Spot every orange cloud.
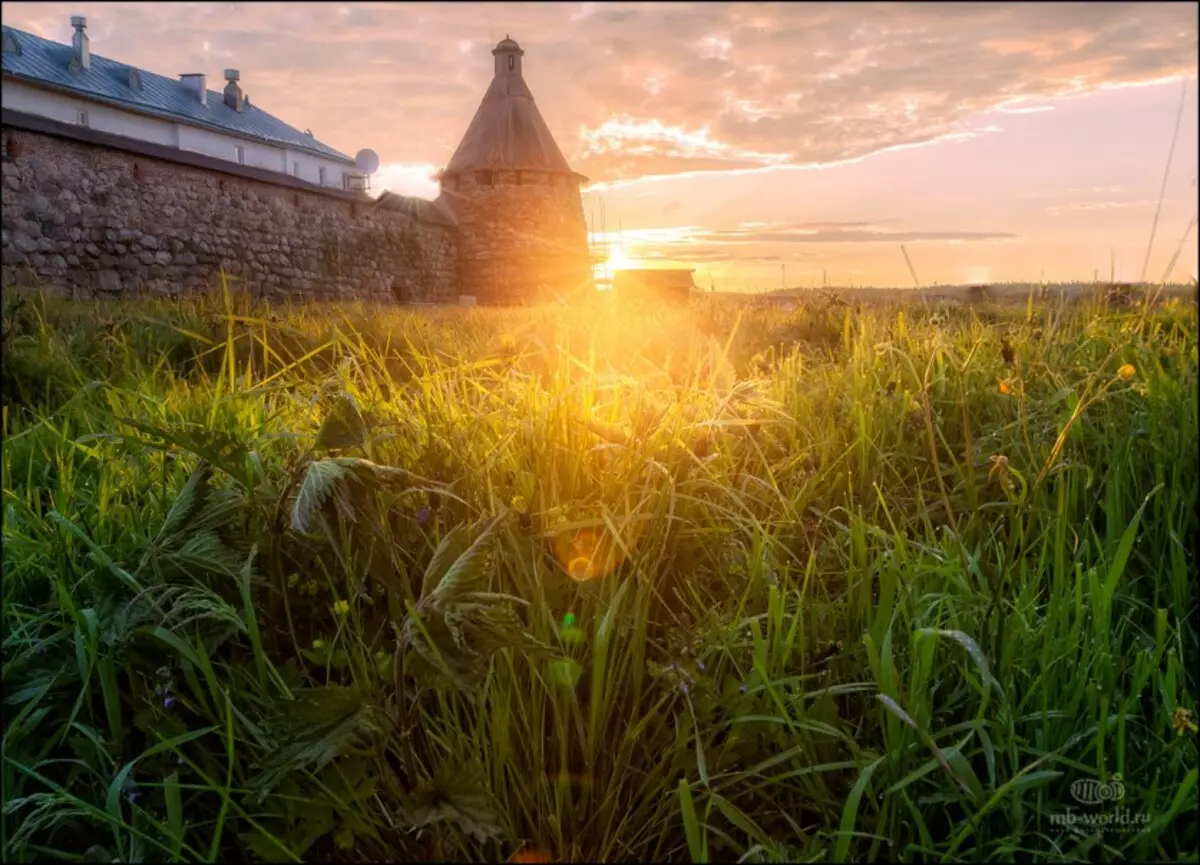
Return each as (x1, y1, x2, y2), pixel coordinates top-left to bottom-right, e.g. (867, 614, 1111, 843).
(2, 1, 1193, 186)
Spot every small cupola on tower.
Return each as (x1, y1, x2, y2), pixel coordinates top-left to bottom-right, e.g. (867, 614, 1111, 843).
(493, 35, 524, 78)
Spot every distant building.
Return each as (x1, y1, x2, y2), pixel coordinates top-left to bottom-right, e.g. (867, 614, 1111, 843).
(435, 36, 592, 305)
(1, 25, 601, 307)
(1, 17, 357, 188)
(613, 268, 697, 302)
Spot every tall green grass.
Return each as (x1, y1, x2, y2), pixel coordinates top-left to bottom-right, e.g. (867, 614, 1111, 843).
(2, 283, 1196, 862)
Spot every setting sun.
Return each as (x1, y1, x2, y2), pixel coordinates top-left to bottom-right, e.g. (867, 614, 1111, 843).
(605, 243, 637, 271)
(0, 4, 1196, 863)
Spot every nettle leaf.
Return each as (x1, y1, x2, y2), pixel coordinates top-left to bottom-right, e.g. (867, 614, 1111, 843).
(403, 762, 503, 845)
(248, 686, 387, 801)
(399, 517, 549, 697)
(291, 460, 355, 534)
(290, 457, 433, 536)
(163, 530, 246, 577)
(238, 831, 294, 863)
(315, 393, 368, 452)
(118, 418, 254, 488)
(158, 462, 213, 539)
(423, 515, 505, 606)
(420, 524, 471, 600)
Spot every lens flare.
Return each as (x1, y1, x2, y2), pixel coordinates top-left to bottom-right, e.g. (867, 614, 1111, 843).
(553, 522, 642, 581)
(509, 848, 551, 863)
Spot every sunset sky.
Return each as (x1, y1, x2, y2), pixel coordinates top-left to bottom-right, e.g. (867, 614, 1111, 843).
(4, 2, 1197, 290)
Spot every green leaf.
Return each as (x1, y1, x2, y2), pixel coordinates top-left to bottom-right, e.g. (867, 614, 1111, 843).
(916, 628, 1004, 701)
(239, 830, 298, 863)
(315, 394, 367, 452)
(833, 757, 882, 862)
(117, 418, 253, 489)
(158, 462, 213, 540)
(403, 762, 502, 845)
(424, 514, 505, 606)
(291, 460, 353, 533)
(420, 524, 471, 601)
(678, 779, 704, 864)
(1007, 769, 1064, 792)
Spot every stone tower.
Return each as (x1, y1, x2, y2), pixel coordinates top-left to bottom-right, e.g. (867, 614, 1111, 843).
(437, 36, 592, 304)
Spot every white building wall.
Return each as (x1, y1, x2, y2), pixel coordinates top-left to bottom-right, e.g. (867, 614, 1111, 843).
(2, 79, 176, 146)
(2, 78, 352, 188)
(176, 123, 283, 172)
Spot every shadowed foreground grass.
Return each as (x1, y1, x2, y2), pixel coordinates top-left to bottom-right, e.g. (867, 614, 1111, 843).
(2, 285, 1197, 862)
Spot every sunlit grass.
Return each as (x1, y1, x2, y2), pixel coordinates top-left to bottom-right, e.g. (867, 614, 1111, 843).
(1, 282, 1196, 862)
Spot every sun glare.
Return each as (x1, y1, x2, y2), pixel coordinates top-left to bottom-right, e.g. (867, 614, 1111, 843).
(606, 243, 636, 270)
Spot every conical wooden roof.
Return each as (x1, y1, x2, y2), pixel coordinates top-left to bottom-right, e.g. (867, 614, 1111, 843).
(444, 38, 576, 177)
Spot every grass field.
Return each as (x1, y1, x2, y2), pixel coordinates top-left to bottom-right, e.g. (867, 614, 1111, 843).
(2, 282, 1197, 863)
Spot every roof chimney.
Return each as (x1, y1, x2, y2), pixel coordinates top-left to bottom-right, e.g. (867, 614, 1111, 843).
(179, 73, 207, 105)
(223, 68, 244, 111)
(70, 16, 89, 71)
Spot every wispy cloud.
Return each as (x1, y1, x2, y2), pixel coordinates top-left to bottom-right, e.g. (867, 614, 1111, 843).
(589, 221, 1019, 269)
(3, 1, 1194, 184)
(1046, 199, 1160, 215)
(691, 223, 1020, 245)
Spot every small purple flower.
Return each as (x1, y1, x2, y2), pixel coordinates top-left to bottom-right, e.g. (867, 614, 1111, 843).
(127, 789, 141, 805)
(696, 660, 706, 672)
(163, 696, 176, 710)
(680, 682, 689, 695)
(415, 507, 432, 525)
(739, 685, 748, 695)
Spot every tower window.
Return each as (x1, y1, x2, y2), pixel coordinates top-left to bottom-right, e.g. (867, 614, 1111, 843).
(235, 145, 245, 164)
(75, 109, 89, 127)
(319, 166, 327, 185)
(508, 55, 514, 71)
(476, 169, 494, 186)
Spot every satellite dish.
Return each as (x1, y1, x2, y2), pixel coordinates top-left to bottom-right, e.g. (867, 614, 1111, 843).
(355, 148, 380, 175)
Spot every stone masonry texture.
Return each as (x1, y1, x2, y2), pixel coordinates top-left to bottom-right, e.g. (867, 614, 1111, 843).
(0, 127, 459, 302)
(443, 169, 592, 305)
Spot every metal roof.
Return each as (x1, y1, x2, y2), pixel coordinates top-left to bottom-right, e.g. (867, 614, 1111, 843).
(1, 25, 354, 164)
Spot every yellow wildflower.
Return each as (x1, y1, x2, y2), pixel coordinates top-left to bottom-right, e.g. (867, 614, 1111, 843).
(1118, 363, 1136, 380)
(1172, 707, 1198, 736)
(999, 379, 1011, 394)
(332, 599, 350, 616)
(511, 495, 528, 514)
(312, 639, 325, 650)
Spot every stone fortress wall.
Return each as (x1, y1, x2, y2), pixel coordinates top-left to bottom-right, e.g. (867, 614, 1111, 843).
(1, 111, 460, 303)
(440, 168, 591, 306)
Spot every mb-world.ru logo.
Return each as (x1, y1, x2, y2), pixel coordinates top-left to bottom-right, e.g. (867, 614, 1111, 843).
(1052, 773, 1151, 835)
(1069, 773, 1126, 805)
